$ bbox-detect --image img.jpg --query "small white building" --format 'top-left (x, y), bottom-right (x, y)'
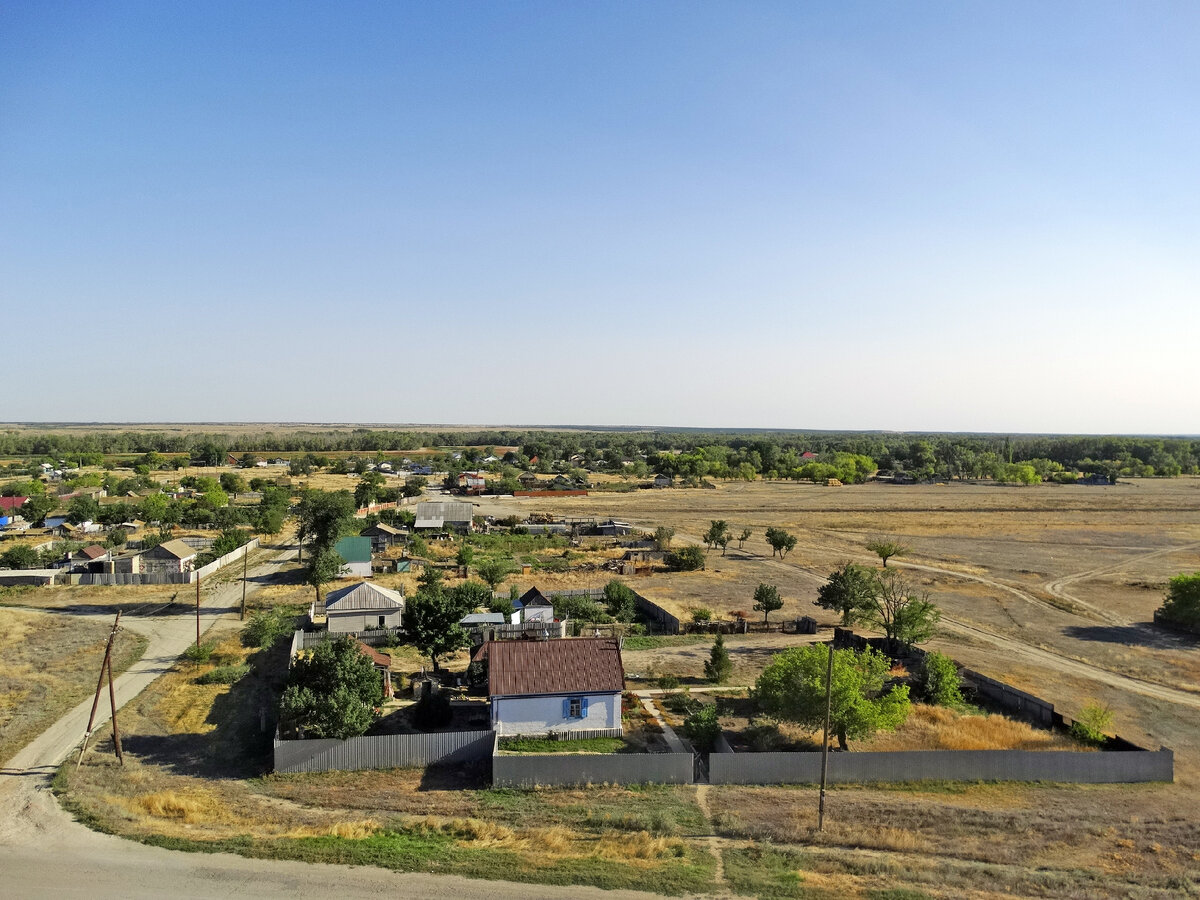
top-left (477, 638), bottom-right (624, 737)
top-left (323, 581), bottom-right (405, 633)
top-left (513, 587), bottom-right (556, 623)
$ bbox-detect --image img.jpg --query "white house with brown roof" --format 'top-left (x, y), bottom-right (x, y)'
top-left (476, 638), bottom-right (624, 737)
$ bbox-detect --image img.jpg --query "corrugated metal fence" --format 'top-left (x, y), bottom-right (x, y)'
top-left (274, 729), bottom-right (494, 774)
top-left (493, 750), bottom-right (694, 788)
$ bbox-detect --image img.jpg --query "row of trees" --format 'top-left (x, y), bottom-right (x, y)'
top-left (816, 564), bottom-right (940, 650)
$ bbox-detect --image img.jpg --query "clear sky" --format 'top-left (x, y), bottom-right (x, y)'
top-left (2, 2), bottom-right (1198, 433)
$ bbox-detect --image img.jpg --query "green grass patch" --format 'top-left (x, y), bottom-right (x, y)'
top-left (621, 635), bottom-right (709, 651)
top-left (196, 663), bottom-right (252, 685)
top-left (499, 736), bottom-right (625, 754)
top-left (723, 846), bottom-right (828, 899)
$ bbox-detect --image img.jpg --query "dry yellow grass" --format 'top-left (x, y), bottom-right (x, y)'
top-left (858, 704), bottom-right (1089, 752)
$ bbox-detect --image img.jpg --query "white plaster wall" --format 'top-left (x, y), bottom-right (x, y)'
top-left (328, 609), bottom-right (403, 633)
top-left (492, 692), bottom-right (620, 736)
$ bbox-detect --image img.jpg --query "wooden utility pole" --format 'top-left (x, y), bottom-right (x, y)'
top-left (818, 641), bottom-right (834, 832)
top-left (240, 546), bottom-right (248, 620)
top-left (195, 570), bottom-right (201, 647)
top-left (106, 652), bottom-right (123, 764)
top-left (78, 611), bottom-right (121, 767)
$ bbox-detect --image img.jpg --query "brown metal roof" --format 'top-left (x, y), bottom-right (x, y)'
top-left (78, 545), bottom-right (107, 559)
top-left (354, 639), bottom-right (392, 669)
top-left (479, 638), bottom-right (624, 697)
top-left (149, 539), bottom-right (198, 560)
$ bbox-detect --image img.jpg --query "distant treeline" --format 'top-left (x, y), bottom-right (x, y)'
top-left (1, 428), bottom-right (1197, 481)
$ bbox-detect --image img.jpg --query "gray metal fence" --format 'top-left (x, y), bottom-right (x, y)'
top-left (492, 750), bottom-right (693, 788)
top-left (708, 748), bottom-right (1174, 785)
top-left (274, 729), bottom-right (494, 773)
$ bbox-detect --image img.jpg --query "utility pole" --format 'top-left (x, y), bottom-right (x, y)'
top-left (78, 611), bottom-right (121, 767)
top-left (240, 545), bottom-right (248, 620)
top-left (195, 569), bottom-right (201, 647)
top-left (106, 651), bottom-right (123, 764)
top-left (818, 641), bottom-right (834, 832)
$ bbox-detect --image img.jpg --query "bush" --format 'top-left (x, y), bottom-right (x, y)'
top-left (690, 607), bottom-right (713, 623)
top-left (657, 673), bottom-right (680, 692)
top-left (1070, 701), bottom-right (1114, 745)
top-left (1159, 571), bottom-right (1200, 630)
top-left (243, 609), bottom-right (294, 648)
top-left (919, 651), bottom-right (963, 706)
top-left (182, 641), bottom-right (217, 663)
top-left (684, 704), bottom-right (721, 751)
top-left (196, 663), bottom-right (251, 684)
top-left (704, 633), bottom-right (733, 684)
top-left (666, 546), bottom-right (705, 571)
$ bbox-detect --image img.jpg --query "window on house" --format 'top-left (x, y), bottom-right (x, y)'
top-left (378, 615), bottom-right (386, 628)
top-left (567, 696), bottom-right (589, 719)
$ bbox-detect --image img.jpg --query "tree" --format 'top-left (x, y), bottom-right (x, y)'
top-left (683, 704), bottom-right (722, 751)
top-left (354, 471), bottom-right (386, 508)
top-left (297, 490), bottom-right (356, 556)
top-left (816, 563), bottom-right (879, 626)
top-left (704, 632), bottom-right (733, 684)
top-left (21, 493), bottom-right (57, 525)
top-left (450, 579), bottom-right (493, 612)
top-left (278, 636), bottom-right (383, 739)
top-left (1159, 571), bottom-right (1200, 630)
top-left (653, 525), bottom-right (675, 551)
top-left (737, 527), bottom-right (752, 550)
top-left (666, 545), bottom-right (705, 571)
top-left (764, 527), bottom-right (797, 558)
top-left (66, 496), bottom-right (100, 525)
top-left (553, 594), bottom-right (608, 623)
top-left (477, 557), bottom-right (513, 592)
top-left (139, 492), bottom-right (169, 524)
top-left (752, 582), bottom-right (783, 623)
top-left (239, 453), bottom-right (259, 468)
top-left (0, 544), bottom-right (40, 569)
top-left (862, 570), bottom-right (941, 652)
top-left (105, 527), bottom-right (128, 549)
top-left (703, 520), bottom-right (730, 552)
top-left (219, 472), bottom-right (247, 495)
top-left (603, 579), bottom-right (637, 622)
top-left (455, 544), bottom-right (475, 570)
top-left (755, 644), bottom-right (910, 750)
top-left (405, 587), bottom-right (470, 672)
top-left (919, 651), bottom-right (963, 706)
top-left (866, 536), bottom-right (910, 568)
top-left (1070, 701), bottom-right (1115, 746)
top-left (305, 547), bottom-right (344, 604)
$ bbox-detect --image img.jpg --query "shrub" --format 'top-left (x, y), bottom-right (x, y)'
top-left (919, 651), bottom-right (963, 707)
top-left (704, 632), bottom-right (733, 684)
top-left (1070, 701), bottom-right (1114, 745)
top-left (196, 664), bottom-right (251, 685)
top-left (666, 546), bottom-right (705, 571)
top-left (182, 641), bottom-right (217, 663)
top-left (684, 704), bottom-right (721, 751)
top-left (1159, 571), bottom-right (1200, 630)
top-left (243, 609), bottom-right (294, 648)
top-left (657, 673), bottom-right (680, 692)
top-left (690, 607), bottom-right (713, 623)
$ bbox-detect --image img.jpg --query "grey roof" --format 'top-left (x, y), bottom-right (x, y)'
top-left (414, 501), bottom-right (473, 528)
top-left (324, 581), bottom-right (406, 612)
top-left (461, 612), bottom-right (506, 626)
top-left (146, 539), bottom-right (198, 560)
top-left (514, 587), bottom-right (554, 609)
top-left (363, 523), bottom-right (405, 536)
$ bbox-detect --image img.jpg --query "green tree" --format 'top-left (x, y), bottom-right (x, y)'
top-left (21, 493), bottom-right (58, 525)
top-left (405, 587), bottom-right (471, 672)
top-left (919, 651), bottom-right (963, 706)
top-left (862, 570), bottom-right (941, 651)
top-left (1159, 571), bottom-right (1200, 630)
top-left (737, 527), bottom-right (752, 550)
top-left (703, 632), bottom-right (733, 684)
top-left (455, 543), bottom-right (475, 570)
top-left (603, 579), bottom-right (637, 621)
top-left (816, 563), bottom-right (878, 626)
top-left (296, 490), bottom-right (356, 557)
top-left (703, 519), bottom-right (730, 551)
top-left (653, 525), bottom-right (675, 550)
top-left (354, 471), bottom-right (386, 508)
top-left (238, 453), bottom-right (259, 468)
top-left (476, 557), bottom-right (513, 591)
top-left (865, 536), bottom-right (910, 568)
top-left (755, 644), bottom-right (910, 750)
top-left (1, 544), bottom-right (40, 569)
top-left (553, 594), bottom-right (609, 623)
top-left (219, 472), bottom-right (247, 495)
top-left (684, 704), bottom-right (722, 751)
top-left (66, 496), bottom-right (100, 524)
top-left (305, 547), bottom-right (344, 604)
top-left (666, 545), bottom-right (705, 571)
top-left (1070, 701), bottom-right (1115, 746)
top-left (139, 492), bottom-right (169, 523)
top-left (105, 527), bottom-right (129, 549)
top-left (752, 582), bottom-right (783, 623)
top-left (450, 579), bottom-right (493, 611)
top-left (278, 636), bottom-right (383, 739)
top-left (764, 526), bottom-right (797, 558)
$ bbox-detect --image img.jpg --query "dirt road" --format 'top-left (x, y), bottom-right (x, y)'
top-left (0, 545), bottom-right (666, 900)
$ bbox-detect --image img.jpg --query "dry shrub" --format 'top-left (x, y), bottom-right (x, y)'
top-left (135, 789), bottom-right (232, 824)
top-left (283, 819), bottom-right (381, 839)
top-left (864, 704), bottom-right (1087, 752)
top-left (595, 830), bottom-right (685, 860)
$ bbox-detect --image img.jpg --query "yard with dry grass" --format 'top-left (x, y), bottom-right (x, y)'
top-left (0, 607), bottom-right (146, 764)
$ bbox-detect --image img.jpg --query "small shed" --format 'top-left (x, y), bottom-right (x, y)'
top-left (513, 587), bottom-right (556, 623)
top-left (333, 536), bottom-right (373, 578)
top-left (142, 539), bottom-right (199, 575)
top-left (361, 522), bottom-right (407, 552)
top-left (324, 581), bottom-right (405, 633)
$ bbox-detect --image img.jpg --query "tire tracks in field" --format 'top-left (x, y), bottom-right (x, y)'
top-left (632, 521), bottom-right (1200, 712)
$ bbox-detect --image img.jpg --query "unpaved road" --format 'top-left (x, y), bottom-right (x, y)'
top-left (0, 544), bottom-right (665, 899)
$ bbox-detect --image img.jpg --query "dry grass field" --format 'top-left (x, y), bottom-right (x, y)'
top-left (0, 607), bottom-right (146, 764)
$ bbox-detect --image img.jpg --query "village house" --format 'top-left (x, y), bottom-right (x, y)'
top-left (476, 638), bottom-right (624, 737)
top-left (414, 501), bottom-right (473, 531)
top-left (361, 522), bottom-right (407, 552)
top-left (323, 581), bottom-right (405, 634)
top-left (513, 587), bottom-right (556, 623)
top-left (142, 539), bottom-right (199, 575)
top-left (457, 471), bottom-right (486, 494)
top-left (595, 519), bottom-right (632, 536)
top-left (333, 536), bottom-right (373, 578)
top-left (653, 473), bottom-right (674, 488)
top-left (68, 544), bottom-right (110, 572)
top-left (517, 471), bottom-right (539, 489)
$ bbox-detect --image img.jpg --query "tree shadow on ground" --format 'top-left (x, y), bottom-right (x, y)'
top-left (1061, 623), bottom-right (1199, 649)
top-left (418, 761), bottom-right (490, 791)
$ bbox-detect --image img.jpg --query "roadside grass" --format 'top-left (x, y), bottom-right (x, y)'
top-left (621, 635), bottom-right (710, 652)
top-left (0, 607), bottom-right (147, 764)
top-left (497, 737), bottom-right (625, 754)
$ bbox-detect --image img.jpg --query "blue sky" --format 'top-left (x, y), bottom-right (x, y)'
top-left (2, 2), bottom-right (1198, 432)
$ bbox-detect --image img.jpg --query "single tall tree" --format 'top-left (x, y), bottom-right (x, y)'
top-left (862, 569), bottom-right (941, 652)
top-left (704, 632), bottom-right (733, 684)
top-left (816, 563), bottom-right (879, 626)
top-left (753, 582), bottom-right (784, 623)
top-left (405, 586), bottom-right (471, 672)
top-left (865, 536), bottom-right (910, 568)
top-left (476, 557), bottom-right (514, 592)
top-left (764, 527), bottom-right (798, 558)
top-left (305, 547), bottom-right (344, 605)
top-left (737, 527), bottom-right (752, 550)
